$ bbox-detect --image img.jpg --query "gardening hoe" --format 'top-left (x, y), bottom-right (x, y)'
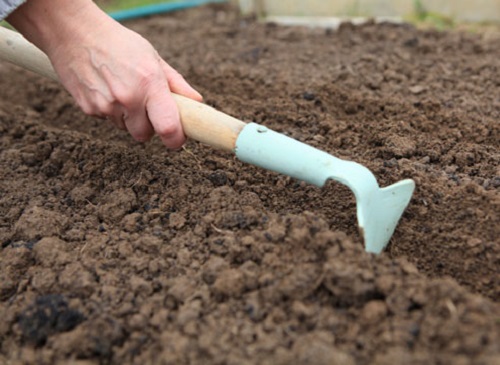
top-left (0, 27), bottom-right (415, 254)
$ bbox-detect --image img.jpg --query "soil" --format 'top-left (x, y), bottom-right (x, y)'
top-left (1, 4), bottom-right (499, 364)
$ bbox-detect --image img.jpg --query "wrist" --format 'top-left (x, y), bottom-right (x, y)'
top-left (6, 0), bottom-right (111, 57)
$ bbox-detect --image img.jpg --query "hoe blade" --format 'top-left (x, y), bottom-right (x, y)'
top-left (355, 179), bottom-right (415, 253)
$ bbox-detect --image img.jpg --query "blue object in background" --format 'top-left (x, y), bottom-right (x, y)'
top-left (108, 0), bottom-right (227, 21)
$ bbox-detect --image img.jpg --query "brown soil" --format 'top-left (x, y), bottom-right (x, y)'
top-left (1, 4), bottom-right (499, 364)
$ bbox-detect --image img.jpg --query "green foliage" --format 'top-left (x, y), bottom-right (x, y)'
top-left (413, 0), bottom-right (427, 20)
top-left (409, 0), bottom-right (455, 30)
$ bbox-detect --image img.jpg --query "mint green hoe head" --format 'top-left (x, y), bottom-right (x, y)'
top-left (318, 158), bottom-right (415, 253)
top-left (235, 123), bottom-right (416, 253)
top-left (349, 177), bottom-right (416, 253)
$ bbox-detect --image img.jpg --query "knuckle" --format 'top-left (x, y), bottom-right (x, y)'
top-left (138, 72), bottom-right (158, 91)
top-left (113, 87), bottom-right (136, 107)
top-left (136, 61), bottom-right (162, 87)
top-left (156, 122), bottom-right (178, 138)
top-left (79, 95), bottom-right (114, 117)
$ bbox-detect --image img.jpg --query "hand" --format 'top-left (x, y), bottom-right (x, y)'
top-left (49, 20), bottom-right (203, 148)
top-left (7, 0), bottom-right (202, 149)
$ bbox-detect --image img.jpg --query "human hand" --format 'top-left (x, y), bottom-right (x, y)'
top-left (49, 20), bottom-right (203, 148)
top-left (7, 0), bottom-right (202, 149)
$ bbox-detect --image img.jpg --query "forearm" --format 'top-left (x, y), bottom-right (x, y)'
top-left (6, 0), bottom-right (111, 57)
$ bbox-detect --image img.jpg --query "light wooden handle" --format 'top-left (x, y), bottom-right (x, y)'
top-left (0, 26), bottom-right (58, 81)
top-left (0, 26), bottom-right (246, 152)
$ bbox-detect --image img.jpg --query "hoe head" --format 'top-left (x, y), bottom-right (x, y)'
top-left (320, 158), bottom-right (415, 253)
top-left (357, 180), bottom-right (416, 253)
top-left (342, 172), bottom-right (416, 253)
top-left (235, 123), bottom-right (416, 253)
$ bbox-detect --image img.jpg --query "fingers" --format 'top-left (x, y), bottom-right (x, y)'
top-left (162, 62), bottom-right (203, 102)
top-left (66, 49), bottom-right (195, 148)
top-left (123, 110), bottom-right (155, 142)
top-left (82, 76), bottom-right (183, 148)
top-left (146, 79), bottom-right (185, 149)
top-left (104, 105), bottom-right (154, 142)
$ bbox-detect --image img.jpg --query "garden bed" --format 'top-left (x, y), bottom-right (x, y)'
top-left (0, 4), bottom-right (499, 364)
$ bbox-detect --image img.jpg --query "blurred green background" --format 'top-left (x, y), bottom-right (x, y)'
top-left (95, 0), bottom-right (175, 12)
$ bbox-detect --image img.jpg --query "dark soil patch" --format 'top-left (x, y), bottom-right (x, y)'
top-left (1, 4), bottom-right (499, 364)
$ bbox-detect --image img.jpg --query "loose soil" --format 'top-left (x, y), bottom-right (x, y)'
top-left (1, 4), bottom-right (499, 364)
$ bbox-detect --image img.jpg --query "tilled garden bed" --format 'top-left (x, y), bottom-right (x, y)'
top-left (0, 4), bottom-right (499, 364)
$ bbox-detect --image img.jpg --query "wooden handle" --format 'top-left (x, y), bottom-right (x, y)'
top-left (0, 26), bottom-right (59, 81)
top-left (0, 26), bottom-right (246, 152)
top-left (172, 94), bottom-right (246, 151)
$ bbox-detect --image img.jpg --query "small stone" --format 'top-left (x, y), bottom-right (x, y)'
top-left (409, 85), bottom-right (426, 94)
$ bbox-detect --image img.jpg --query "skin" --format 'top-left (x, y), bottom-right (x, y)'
top-left (7, 0), bottom-right (203, 149)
